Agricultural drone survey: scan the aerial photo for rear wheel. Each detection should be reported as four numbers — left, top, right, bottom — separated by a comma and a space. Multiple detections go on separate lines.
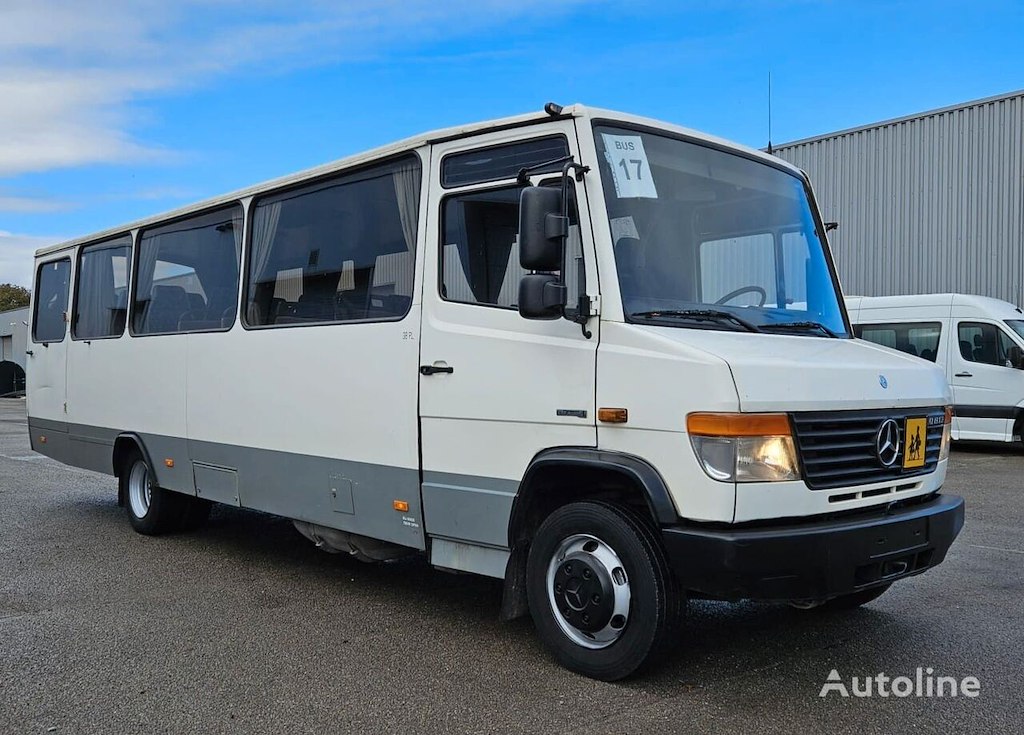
526, 501, 683, 681
120, 452, 203, 535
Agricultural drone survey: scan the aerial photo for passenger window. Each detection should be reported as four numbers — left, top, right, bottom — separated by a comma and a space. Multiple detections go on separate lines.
699, 234, 776, 307
33, 259, 71, 343
855, 322, 941, 362
440, 183, 581, 311
74, 238, 131, 339
133, 205, 242, 335
958, 322, 1022, 368
245, 155, 421, 327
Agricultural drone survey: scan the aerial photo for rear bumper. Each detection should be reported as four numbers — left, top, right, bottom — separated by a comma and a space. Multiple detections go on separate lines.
662, 493, 965, 601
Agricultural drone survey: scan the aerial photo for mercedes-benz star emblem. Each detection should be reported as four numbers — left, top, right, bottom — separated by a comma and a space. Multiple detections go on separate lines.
875, 418, 901, 467
879, 374, 888, 389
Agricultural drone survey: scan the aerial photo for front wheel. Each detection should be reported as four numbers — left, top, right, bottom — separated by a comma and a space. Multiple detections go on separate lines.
526, 502, 684, 681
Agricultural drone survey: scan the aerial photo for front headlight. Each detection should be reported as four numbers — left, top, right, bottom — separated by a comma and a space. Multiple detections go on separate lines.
939, 405, 953, 460
688, 413, 800, 483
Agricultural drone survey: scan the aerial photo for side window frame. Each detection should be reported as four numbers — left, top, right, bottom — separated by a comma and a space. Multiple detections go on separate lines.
71, 236, 132, 341
854, 321, 942, 362
437, 177, 582, 312
241, 152, 422, 330
440, 134, 569, 189
956, 321, 1016, 367
32, 257, 72, 344
130, 204, 243, 337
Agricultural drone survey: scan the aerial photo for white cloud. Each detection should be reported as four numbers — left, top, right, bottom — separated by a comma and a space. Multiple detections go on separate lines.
0, 0, 595, 178
0, 195, 73, 213
0, 232, 63, 287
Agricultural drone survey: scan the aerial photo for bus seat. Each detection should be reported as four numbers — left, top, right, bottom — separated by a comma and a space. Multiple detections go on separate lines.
147, 285, 190, 333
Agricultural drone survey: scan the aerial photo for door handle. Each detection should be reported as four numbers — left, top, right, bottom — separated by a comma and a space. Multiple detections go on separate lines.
954, 372, 973, 378
420, 364, 454, 376
25, 350, 33, 357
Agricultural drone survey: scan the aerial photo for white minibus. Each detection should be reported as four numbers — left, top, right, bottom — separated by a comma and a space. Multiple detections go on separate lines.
28, 103, 964, 680
848, 293, 1024, 445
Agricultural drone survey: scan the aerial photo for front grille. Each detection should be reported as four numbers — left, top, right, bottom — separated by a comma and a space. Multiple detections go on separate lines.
791, 407, 944, 490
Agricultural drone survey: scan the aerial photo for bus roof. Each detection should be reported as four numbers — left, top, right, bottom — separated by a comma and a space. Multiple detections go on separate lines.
35, 104, 802, 258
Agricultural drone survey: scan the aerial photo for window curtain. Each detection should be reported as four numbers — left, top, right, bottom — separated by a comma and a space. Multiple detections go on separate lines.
377, 160, 420, 301
232, 208, 244, 259
134, 235, 162, 331
77, 248, 117, 338
250, 202, 281, 286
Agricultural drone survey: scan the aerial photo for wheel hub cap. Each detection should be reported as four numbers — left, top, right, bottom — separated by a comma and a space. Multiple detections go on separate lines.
546, 534, 631, 649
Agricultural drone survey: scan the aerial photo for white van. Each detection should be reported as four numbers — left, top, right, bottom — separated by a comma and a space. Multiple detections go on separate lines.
28, 104, 964, 680
848, 293, 1024, 444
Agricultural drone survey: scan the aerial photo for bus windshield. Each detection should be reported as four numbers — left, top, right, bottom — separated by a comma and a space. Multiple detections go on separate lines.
594, 124, 848, 337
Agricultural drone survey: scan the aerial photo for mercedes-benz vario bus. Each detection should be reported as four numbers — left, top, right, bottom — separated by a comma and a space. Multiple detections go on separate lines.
28, 103, 964, 680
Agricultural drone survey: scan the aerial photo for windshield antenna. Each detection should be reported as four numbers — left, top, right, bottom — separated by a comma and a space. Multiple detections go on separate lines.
766, 70, 774, 155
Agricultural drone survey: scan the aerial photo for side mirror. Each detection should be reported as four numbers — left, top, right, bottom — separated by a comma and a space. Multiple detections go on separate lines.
518, 186, 565, 270
519, 274, 565, 320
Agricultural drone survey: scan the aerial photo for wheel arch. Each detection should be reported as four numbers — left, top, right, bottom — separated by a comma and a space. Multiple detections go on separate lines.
499, 447, 678, 620
112, 433, 157, 507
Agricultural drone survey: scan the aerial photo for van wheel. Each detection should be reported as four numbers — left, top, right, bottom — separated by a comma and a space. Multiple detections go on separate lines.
121, 453, 182, 535
526, 501, 683, 681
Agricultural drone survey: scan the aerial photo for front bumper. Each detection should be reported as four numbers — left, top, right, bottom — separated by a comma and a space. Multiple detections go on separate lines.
661, 493, 965, 601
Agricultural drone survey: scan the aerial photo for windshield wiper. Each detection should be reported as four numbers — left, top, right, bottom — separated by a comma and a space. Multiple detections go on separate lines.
629, 309, 761, 333
759, 320, 838, 338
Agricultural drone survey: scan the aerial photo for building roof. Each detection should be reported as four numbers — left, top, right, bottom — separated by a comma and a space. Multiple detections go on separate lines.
773, 88, 1024, 151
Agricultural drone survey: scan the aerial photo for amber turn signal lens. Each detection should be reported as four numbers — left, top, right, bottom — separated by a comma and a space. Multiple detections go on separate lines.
598, 408, 628, 423
393, 500, 409, 512
164, 458, 175, 468
687, 412, 791, 437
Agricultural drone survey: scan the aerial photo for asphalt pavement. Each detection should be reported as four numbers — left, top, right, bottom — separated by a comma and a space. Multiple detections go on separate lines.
1, 398, 1021, 734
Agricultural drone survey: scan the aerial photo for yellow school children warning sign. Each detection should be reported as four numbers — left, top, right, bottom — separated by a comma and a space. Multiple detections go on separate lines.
903, 418, 927, 468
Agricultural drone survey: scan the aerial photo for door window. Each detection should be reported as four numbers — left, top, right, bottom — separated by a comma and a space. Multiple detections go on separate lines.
957, 322, 1023, 368
33, 259, 71, 343
440, 183, 582, 313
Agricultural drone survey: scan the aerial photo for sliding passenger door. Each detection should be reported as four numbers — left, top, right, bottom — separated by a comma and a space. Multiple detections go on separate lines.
418, 124, 599, 575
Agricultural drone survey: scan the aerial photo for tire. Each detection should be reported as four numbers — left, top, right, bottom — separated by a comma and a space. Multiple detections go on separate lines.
820, 583, 892, 611
120, 452, 185, 536
526, 501, 684, 681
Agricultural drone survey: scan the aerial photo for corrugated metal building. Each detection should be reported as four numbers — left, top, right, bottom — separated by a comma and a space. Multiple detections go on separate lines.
0, 306, 29, 395
772, 90, 1024, 304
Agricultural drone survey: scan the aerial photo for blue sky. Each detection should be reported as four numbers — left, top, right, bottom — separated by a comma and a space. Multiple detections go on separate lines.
2, 0, 1022, 286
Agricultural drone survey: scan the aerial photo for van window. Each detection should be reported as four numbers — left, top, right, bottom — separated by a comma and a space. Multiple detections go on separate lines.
855, 322, 942, 362
133, 205, 243, 335
74, 238, 131, 339
958, 322, 1022, 368
441, 183, 581, 311
33, 259, 71, 343
245, 155, 421, 327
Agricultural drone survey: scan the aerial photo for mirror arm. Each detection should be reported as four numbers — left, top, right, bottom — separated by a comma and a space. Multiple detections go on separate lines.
559, 161, 592, 338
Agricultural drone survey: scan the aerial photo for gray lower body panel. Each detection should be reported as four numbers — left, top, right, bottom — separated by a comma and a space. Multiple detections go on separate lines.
28, 417, 426, 551
29, 419, 525, 569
